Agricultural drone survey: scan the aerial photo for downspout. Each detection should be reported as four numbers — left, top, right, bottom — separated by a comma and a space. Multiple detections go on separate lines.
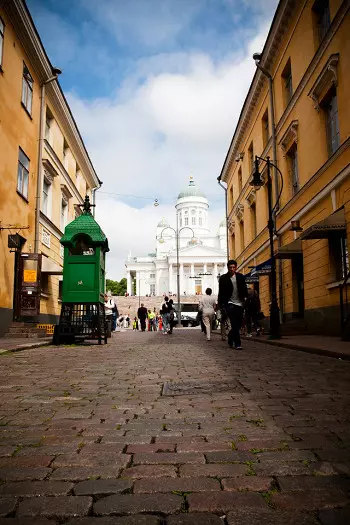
217, 177, 229, 258
34, 83, 46, 253
92, 180, 102, 217
255, 61, 284, 320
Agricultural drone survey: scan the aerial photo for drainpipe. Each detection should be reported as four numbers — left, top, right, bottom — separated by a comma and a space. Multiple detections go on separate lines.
34, 70, 61, 253
217, 177, 229, 259
253, 56, 284, 320
91, 180, 102, 218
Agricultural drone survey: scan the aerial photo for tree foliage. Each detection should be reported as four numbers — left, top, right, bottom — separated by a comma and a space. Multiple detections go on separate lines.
106, 278, 127, 296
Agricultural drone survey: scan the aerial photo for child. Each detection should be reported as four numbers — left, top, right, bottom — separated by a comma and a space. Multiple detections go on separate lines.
132, 317, 138, 330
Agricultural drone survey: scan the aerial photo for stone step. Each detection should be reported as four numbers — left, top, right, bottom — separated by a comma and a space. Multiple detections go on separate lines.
4, 332, 48, 339
7, 327, 47, 335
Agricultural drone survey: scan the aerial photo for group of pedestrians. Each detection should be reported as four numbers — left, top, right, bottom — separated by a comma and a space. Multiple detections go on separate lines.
137, 297, 175, 334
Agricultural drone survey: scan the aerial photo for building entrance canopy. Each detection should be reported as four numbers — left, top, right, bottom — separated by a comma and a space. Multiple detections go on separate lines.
300, 209, 346, 240
275, 239, 302, 259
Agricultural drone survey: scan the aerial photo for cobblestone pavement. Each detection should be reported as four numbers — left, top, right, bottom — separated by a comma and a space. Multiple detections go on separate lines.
0, 329, 349, 524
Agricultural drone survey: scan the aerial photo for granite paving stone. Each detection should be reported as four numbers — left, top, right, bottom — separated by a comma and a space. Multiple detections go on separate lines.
73, 479, 133, 496
0, 481, 73, 497
16, 496, 92, 518
94, 494, 183, 516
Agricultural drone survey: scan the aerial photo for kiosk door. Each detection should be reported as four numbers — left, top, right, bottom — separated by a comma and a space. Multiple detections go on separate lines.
16, 253, 42, 318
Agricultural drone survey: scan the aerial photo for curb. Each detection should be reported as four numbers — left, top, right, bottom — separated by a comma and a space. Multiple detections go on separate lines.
241, 335, 350, 361
0, 339, 51, 354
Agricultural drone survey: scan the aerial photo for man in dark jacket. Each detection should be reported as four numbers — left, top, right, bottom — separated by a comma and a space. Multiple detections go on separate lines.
137, 303, 148, 332
218, 259, 248, 350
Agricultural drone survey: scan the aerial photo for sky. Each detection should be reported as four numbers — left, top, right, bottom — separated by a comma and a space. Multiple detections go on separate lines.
28, 0, 279, 280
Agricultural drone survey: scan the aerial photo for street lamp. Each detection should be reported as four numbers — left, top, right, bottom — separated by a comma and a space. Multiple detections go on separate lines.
134, 272, 148, 308
160, 217, 195, 327
250, 155, 283, 339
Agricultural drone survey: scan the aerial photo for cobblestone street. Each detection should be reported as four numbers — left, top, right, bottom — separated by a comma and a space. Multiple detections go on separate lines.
0, 329, 349, 524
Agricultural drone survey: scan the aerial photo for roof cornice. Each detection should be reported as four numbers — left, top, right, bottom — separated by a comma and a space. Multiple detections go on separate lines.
3, 0, 100, 189
219, 0, 296, 183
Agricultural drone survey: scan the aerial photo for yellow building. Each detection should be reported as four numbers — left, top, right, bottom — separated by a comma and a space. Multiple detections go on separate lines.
219, 0, 350, 336
0, 0, 100, 335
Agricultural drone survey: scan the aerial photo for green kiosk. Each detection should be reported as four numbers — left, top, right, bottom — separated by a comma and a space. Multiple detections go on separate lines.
54, 195, 109, 345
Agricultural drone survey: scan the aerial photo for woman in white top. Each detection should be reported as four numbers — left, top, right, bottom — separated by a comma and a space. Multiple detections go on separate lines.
199, 288, 217, 341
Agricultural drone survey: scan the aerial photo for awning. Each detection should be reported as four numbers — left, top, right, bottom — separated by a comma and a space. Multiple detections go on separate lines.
300, 209, 346, 240
275, 239, 302, 259
251, 259, 272, 276
41, 257, 63, 275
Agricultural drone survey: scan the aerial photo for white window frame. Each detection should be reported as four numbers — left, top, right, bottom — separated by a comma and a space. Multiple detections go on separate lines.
185, 217, 188, 226
17, 148, 30, 199
0, 17, 4, 69
21, 63, 33, 115
41, 177, 52, 219
60, 198, 68, 232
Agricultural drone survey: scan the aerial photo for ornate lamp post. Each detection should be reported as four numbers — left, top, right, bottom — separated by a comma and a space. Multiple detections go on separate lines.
160, 217, 195, 326
250, 155, 284, 339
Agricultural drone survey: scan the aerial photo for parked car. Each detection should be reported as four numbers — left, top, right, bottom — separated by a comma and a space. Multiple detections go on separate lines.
173, 303, 199, 327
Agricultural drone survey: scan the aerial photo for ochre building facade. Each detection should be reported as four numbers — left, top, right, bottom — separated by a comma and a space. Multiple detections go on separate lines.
0, 0, 100, 336
219, 0, 349, 335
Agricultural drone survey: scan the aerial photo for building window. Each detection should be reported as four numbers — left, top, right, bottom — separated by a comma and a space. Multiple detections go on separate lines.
150, 284, 155, 295
262, 109, 269, 148
322, 87, 340, 156
60, 199, 68, 232
282, 59, 293, 106
45, 108, 53, 143
230, 234, 235, 259
17, 148, 30, 199
150, 273, 156, 279
251, 203, 257, 238
329, 235, 349, 281
240, 221, 245, 251
21, 64, 33, 115
229, 185, 234, 208
199, 217, 202, 226
63, 141, 69, 170
58, 280, 63, 300
238, 167, 242, 193
192, 216, 196, 225
185, 217, 188, 226
287, 143, 299, 195
41, 273, 49, 295
180, 218, 183, 227
0, 17, 4, 68
248, 142, 254, 174
42, 178, 51, 217
313, 0, 331, 44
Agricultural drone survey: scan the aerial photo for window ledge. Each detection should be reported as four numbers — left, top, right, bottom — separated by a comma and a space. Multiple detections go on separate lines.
326, 279, 350, 290
21, 102, 33, 120
16, 190, 29, 203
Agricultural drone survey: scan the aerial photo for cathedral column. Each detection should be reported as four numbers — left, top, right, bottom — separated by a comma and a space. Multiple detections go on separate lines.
169, 264, 173, 294
214, 263, 218, 295
180, 264, 184, 295
190, 263, 195, 295
155, 268, 160, 296
126, 270, 132, 296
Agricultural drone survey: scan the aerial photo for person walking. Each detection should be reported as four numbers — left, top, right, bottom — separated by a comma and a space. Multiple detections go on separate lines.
132, 317, 138, 330
137, 303, 148, 332
104, 293, 116, 334
218, 259, 248, 350
168, 299, 175, 334
161, 296, 172, 334
199, 288, 216, 341
245, 289, 262, 337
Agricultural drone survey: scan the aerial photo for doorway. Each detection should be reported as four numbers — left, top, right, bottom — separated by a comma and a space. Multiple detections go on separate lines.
292, 256, 304, 318
195, 279, 202, 295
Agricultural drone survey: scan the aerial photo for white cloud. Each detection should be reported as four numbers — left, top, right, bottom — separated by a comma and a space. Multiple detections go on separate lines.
67, 23, 271, 280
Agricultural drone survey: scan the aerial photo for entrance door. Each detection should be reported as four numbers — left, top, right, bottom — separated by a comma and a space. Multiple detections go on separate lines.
15, 253, 42, 318
292, 256, 304, 318
195, 279, 202, 295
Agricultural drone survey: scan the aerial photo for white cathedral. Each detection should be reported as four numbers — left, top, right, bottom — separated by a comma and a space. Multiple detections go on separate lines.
125, 178, 228, 297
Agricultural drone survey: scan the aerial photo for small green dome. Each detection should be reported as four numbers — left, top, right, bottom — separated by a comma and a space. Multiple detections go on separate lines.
177, 178, 207, 200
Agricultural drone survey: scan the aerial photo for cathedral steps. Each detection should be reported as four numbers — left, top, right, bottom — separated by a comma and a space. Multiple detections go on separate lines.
112, 294, 201, 317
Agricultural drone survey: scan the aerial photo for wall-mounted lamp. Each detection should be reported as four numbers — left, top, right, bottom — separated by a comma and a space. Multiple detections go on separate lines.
290, 220, 303, 232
